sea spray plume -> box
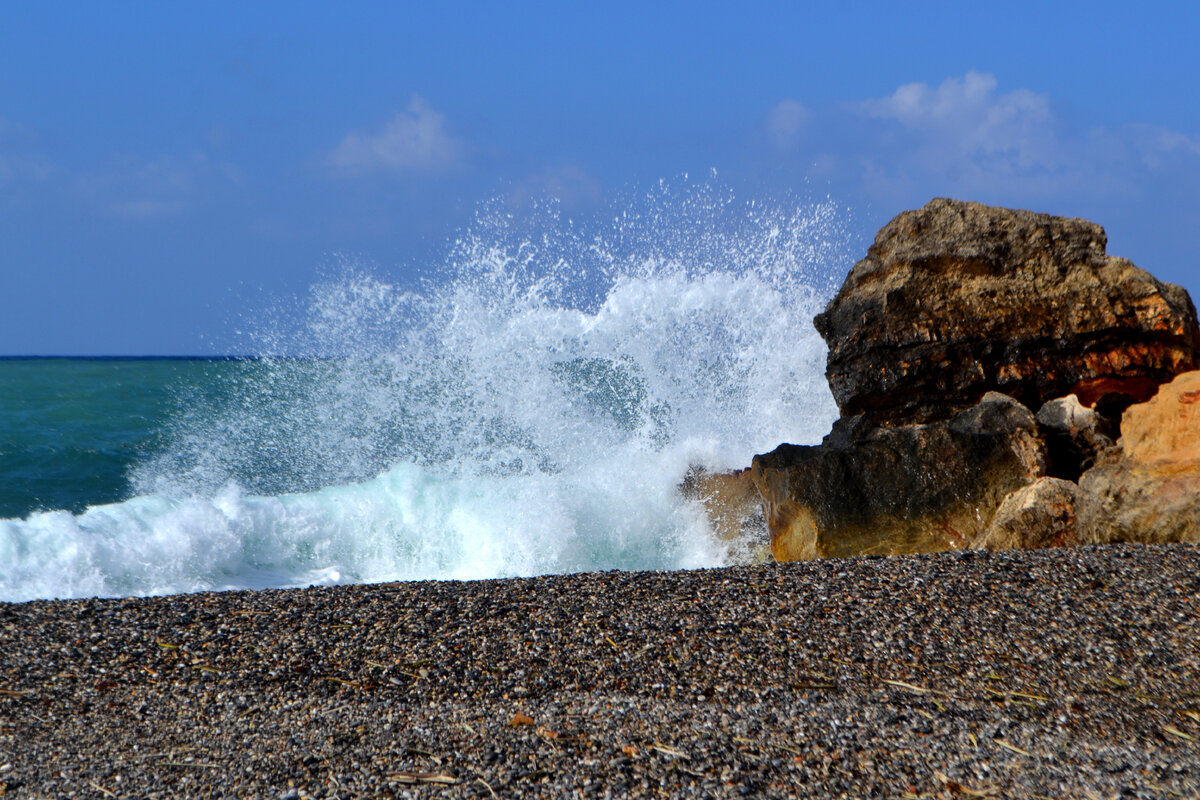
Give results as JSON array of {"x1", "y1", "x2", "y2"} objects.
[
  {"x1": 3, "y1": 179, "x2": 851, "y2": 601},
  {"x1": 135, "y1": 179, "x2": 847, "y2": 498}
]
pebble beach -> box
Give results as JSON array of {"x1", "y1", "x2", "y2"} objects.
[{"x1": 2, "y1": 544, "x2": 1198, "y2": 799}]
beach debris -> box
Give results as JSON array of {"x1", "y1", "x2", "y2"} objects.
[
  {"x1": 651, "y1": 743, "x2": 688, "y2": 759},
  {"x1": 994, "y1": 739, "x2": 1033, "y2": 757},
  {"x1": 933, "y1": 770, "x2": 999, "y2": 797},
  {"x1": 1163, "y1": 725, "x2": 1195, "y2": 742},
  {"x1": 387, "y1": 770, "x2": 459, "y2": 785}
]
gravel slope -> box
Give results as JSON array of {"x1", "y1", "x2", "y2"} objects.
[{"x1": 1, "y1": 544, "x2": 1198, "y2": 799}]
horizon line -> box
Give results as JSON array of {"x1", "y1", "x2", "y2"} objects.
[{"x1": 0, "y1": 354, "x2": 266, "y2": 361}]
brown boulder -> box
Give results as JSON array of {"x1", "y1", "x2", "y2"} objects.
[
  {"x1": 973, "y1": 477, "x2": 1079, "y2": 551},
  {"x1": 814, "y1": 198, "x2": 1200, "y2": 426},
  {"x1": 1077, "y1": 370, "x2": 1200, "y2": 545},
  {"x1": 751, "y1": 392, "x2": 1046, "y2": 560}
]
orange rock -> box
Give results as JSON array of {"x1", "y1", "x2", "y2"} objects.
[
  {"x1": 1119, "y1": 371, "x2": 1200, "y2": 465},
  {"x1": 1077, "y1": 371, "x2": 1200, "y2": 545},
  {"x1": 508, "y1": 712, "x2": 535, "y2": 727}
]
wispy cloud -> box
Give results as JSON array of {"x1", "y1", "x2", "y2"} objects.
[
  {"x1": 328, "y1": 96, "x2": 464, "y2": 174},
  {"x1": 1104, "y1": 123, "x2": 1200, "y2": 169},
  {"x1": 765, "y1": 99, "x2": 810, "y2": 150},
  {"x1": 74, "y1": 153, "x2": 240, "y2": 219},
  {"x1": 0, "y1": 117, "x2": 241, "y2": 218},
  {"x1": 507, "y1": 165, "x2": 603, "y2": 210},
  {"x1": 761, "y1": 71, "x2": 1200, "y2": 211},
  {"x1": 859, "y1": 71, "x2": 1058, "y2": 175},
  {"x1": 0, "y1": 117, "x2": 53, "y2": 185}
]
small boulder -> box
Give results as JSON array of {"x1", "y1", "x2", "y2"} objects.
[
  {"x1": 1078, "y1": 371, "x2": 1200, "y2": 545},
  {"x1": 974, "y1": 477, "x2": 1079, "y2": 551},
  {"x1": 751, "y1": 393, "x2": 1046, "y2": 560},
  {"x1": 814, "y1": 199, "x2": 1200, "y2": 426}
]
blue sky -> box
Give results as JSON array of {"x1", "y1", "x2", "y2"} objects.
[{"x1": 3, "y1": 2, "x2": 1198, "y2": 354}]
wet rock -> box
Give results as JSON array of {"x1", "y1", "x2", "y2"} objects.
[
  {"x1": 814, "y1": 198, "x2": 1200, "y2": 426},
  {"x1": 1035, "y1": 395, "x2": 1115, "y2": 480},
  {"x1": 1078, "y1": 371, "x2": 1200, "y2": 545},
  {"x1": 974, "y1": 477, "x2": 1079, "y2": 551},
  {"x1": 751, "y1": 393, "x2": 1046, "y2": 560},
  {"x1": 680, "y1": 466, "x2": 769, "y2": 560}
]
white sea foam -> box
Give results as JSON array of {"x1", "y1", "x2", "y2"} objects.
[{"x1": 0, "y1": 180, "x2": 849, "y2": 602}]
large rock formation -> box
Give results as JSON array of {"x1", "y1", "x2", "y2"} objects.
[
  {"x1": 743, "y1": 198, "x2": 1200, "y2": 562},
  {"x1": 751, "y1": 393, "x2": 1045, "y2": 560},
  {"x1": 1077, "y1": 370, "x2": 1200, "y2": 545},
  {"x1": 814, "y1": 198, "x2": 1200, "y2": 426}
]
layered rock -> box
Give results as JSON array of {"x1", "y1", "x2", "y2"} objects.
[
  {"x1": 814, "y1": 198, "x2": 1200, "y2": 426},
  {"x1": 1077, "y1": 371, "x2": 1200, "y2": 545},
  {"x1": 751, "y1": 393, "x2": 1045, "y2": 560}
]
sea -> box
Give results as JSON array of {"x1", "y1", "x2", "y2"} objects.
[{"x1": 0, "y1": 183, "x2": 848, "y2": 602}]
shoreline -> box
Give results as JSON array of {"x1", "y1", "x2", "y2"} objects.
[{"x1": 3, "y1": 544, "x2": 1198, "y2": 798}]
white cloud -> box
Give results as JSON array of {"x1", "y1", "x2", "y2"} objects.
[
  {"x1": 328, "y1": 96, "x2": 463, "y2": 173},
  {"x1": 861, "y1": 71, "x2": 1056, "y2": 170},
  {"x1": 765, "y1": 99, "x2": 810, "y2": 149},
  {"x1": 836, "y1": 72, "x2": 1200, "y2": 208},
  {"x1": 1113, "y1": 123, "x2": 1200, "y2": 169}
]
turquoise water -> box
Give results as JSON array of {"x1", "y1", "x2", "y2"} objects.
[
  {"x1": 0, "y1": 358, "x2": 232, "y2": 519},
  {"x1": 0, "y1": 187, "x2": 846, "y2": 602}
]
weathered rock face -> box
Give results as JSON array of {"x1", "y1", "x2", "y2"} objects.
[
  {"x1": 973, "y1": 477, "x2": 1079, "y2": 552},
  {"x1": 743, "y1": 199, "x2": 1199, "y2": 563},
  {"x1": 814, "y1": 198, "x2": 1200, "y2": 426},
  {"x1": 751, "y1": 393, "x2": 1045, "y2": 560},
  {"x1": 1078, "y1": 371, "x2": 1200, "y2": 545}
]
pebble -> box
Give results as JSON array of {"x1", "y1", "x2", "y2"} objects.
[{"x1": 0, "y1": 544, "x2": 1197, "y2": 798}]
